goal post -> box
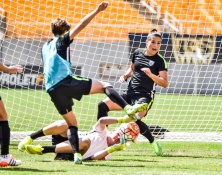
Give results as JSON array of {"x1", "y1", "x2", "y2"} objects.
[{"x1": 0, "y1": 0, "x2": 222, "y2": 142}]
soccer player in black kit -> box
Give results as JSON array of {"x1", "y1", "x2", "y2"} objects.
[{"x1": 97, "y1": 29, "x2": 168, "y2": 156}]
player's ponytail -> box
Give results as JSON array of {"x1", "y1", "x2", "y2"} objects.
[{"x1": 147, "y1": 29, "x2": 162, "y2": 40}]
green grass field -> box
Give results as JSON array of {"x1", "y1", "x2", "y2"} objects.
[
  {"x1": 2, "y1": 89, "x2": 222, "y2": 133},
  {"x1": 0, "y1": 89, "x2": 222, "y2": 174},
  {"x1": 1, "y1": 141, "x2": 222, "y2": 175}
]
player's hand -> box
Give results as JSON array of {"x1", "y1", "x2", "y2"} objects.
[
  {"x1": 97, "y1": 1, "x2": 108, "y2": 12},
  {"x1": 8, "y1": 65, "x2": 23, "y2": 74},
  {"x1": 107, "y1": 135, "x2": 125, "y2": 153},
  {"x1": 112, "y1": 135, "x2": 126, "y2": 151},
  {"x1": 141, "y1": 68, "x2": 152, "y2": 77},
  {"x1": 117, "y1": 135, "x2": 126, "y2": 150},
  {"x1": 118, "y1": 75, "x2": 128, "y2": 83}
]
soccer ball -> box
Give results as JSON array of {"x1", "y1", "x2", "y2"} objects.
[{"x1": 119, "y1": 122, "x2": 140, "y2": 142}]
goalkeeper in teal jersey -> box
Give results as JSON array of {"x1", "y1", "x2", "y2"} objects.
[
  {"x1": 97, "y1": 29, "x2": 169, "y2": 156},
  {"x1": 40, "y1": 1, "x2": 147, "y2": 164},
  {"x1": 18, "y1": 116, "x2": 136, "y2": 161}
]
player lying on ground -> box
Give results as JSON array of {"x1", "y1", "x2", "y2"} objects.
[{"x1": 18, "y1": 116, "x2": 139, "y2": 161}]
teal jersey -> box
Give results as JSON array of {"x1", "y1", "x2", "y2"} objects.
[{"x1": 42, "y1": 37, "x2": 73, "y2": 91}]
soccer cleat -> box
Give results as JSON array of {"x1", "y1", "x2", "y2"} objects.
[
  {"x1": 25, "y1": 144, "x2": 43, "y2": 155},
  {"x1": 0, "y1": 154, "x2": 21, "y2": 167},
  {"x1": 124, "y1": 103, "x2": 148, "y2": 119},
  {"x1": 151, "y1": 139, "x2": 163, "y2": 156},
  {"x1": 74, "y1": 153, "x2": 82, "y2": 164},
  {"x1": 18, "y1": 136, "x2": 33, "y2": 152}
]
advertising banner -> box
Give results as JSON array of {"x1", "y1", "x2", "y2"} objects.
[
  {"x1": 128, "y1": 33, "x2": 222, "y2": 64},
  {"x1": 0, "y1": 65, "x2": 81, "y2": 89}
]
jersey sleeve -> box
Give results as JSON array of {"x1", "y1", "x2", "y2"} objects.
[
  {"x1": 61, "y1": 32, "x2": 73, "y2": 46},
  {"x1": 92, "y1": 124, "x2": 107, "y2": 133},
  {"x1": 131, "y1": 51, "x2": 136, "y2": 63},
  {"x1": 131, "y1": 49, "x2": 141, "y2": 63},
  {"x1": 157, "y1": 53, "x2": 168, "y2": 72}
]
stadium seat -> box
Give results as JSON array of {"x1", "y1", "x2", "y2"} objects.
[
  {"x1": 6, "y1": 0, "x2": 221, "y2": 39},
  {"x1": 154, "y1": 0, "x2": 222, "y2": 34},
  {"x1": 3, "y1": 0, "x2": 153, "y2": 40}
]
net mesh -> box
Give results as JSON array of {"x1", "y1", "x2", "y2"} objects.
[{"x1": 0, "y1": 0, "x2": 222, "y2": 142}]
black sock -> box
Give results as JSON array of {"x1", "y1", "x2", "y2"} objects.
[
  {"x1": 0, "y1": 121, "x2": 10, "y2": 155},
  {"x1": 136, "y1": 120, "x2": 154, "y2": 143},
  {"x1": 30, "y1": 129, "x2": 45, "y2": 140},
  {"x1": 104, "y1": 86, "x2": 128, "y2": 108},
  {"x1": 97, "y1": 101, "x2": 110, "y2": 120},
  {"x1": 42, "y1": 145, "x2": 56, "y2": 153},
  {"x1": 52, "y1": 135, "x2": 68, "y2": 145},
  {"x1": 67, "y1": 126, "x2": 79, "y2": 153}
]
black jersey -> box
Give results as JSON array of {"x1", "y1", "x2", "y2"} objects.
[
  {"x1": 127, "y1": 48, "x2": 168, "y2": 96},
  {"x1": 44, "y1": 32, "x2": 73, "y2": 61},
  {"x1": 56, "y1": 32, "x2": 73, "y2": 61}
]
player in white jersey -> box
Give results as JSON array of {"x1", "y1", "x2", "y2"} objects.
[{"x1": 18, "y1": 115, "x2": 136, "y2": 160}]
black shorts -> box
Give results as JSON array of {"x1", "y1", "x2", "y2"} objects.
[
  {"x1": 48, "y1": 76, "x2": 92, "y2": 115},
  {"x1": 120, "y1": 91, "x2": 154, "y2": 115}
]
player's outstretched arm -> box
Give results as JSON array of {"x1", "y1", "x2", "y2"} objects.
[
  {"x1": 0, "y1": 63, "x2": 23, "y2": 74},
  {"x1": 94, "y1": 116, "x2": 118, "y2": 131},
  {"x1": 69, "y1": 1, "x2": 108, "y2": 40},
  {"x1": 95, "y1": 116, "x2": 136, "y2": 131},
  {"x1": 141, "y1": 68, "x2": 168, "y2": 88}
]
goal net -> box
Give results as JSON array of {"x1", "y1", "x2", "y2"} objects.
[{"x1": 1, "y1": 0, "x2": 222, "y2": 142}]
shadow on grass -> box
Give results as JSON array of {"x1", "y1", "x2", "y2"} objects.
[
  {"x1": 84, "y1": 158, "x2": 158, "y2": 167},
  {"x1": 111, "y1": 158, "x2": 158, "y2": 163},
  {"x1": 162, "y1": 154, "x2": 221, "y2": 159},
  {"x1": 84, "y1": 163, "x2": 146, "y2": 167},
  {"x1": 0, "y1": 167, "x2": 66, "y2": 172}
]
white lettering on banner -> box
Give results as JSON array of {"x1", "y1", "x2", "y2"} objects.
[
  {"x1": 0, "y1": 73, "x2": 10, "y2": 85},
  {"x1": 171, "y1": 34, "x2": 216, "y2": 64},
  {"x1": 23, "y1": 74, "x2": 30, "y2": 86},
  {"x1": 9, "y1": 74, "x2": 17, "y2": 85},
  {"x1": 30, "y1": 74, "x2": 37, "y2": 85},
  {"x1": 16, "y1": 74, "x2": 23, "y2": 86},
  {"x1": 0, "y1": 73, "x2": 38, "y2": 86}
]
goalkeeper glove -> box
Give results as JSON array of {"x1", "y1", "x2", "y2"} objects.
[
  {"x1": 117, "y1": 115, "x2": 136, "y2": 124},
  {"x1": 107, "y1": 135, "x2": 126, "y2": 154}
]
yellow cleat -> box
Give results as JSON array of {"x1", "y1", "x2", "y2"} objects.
[
  {"x1": 18, "y1": 136, "x2": 33, "y2": 152},
  {"x1": 124, "y1": 103, "x2": 148, "y2": 119},
  {"x1": 74, "y1": 153, "x2": 82, "y2": 164},
  {"x1": 151, "y1": 139, "x2": 163, "y2": 156},
  {"x1": 25, "y1": 144, "x2": 43, "y2": 155}
]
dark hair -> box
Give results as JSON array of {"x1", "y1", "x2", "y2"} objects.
[
  {"x1": 147, "y1": 29, "x2": 162, "y2": 40},
  {"x1": 51, "y1": 18, "x2": 71, "y2": 36}
]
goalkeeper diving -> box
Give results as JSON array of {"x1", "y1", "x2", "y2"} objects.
[{"x1": 18, "y1": 115, "x2": 137, "y2": 161}]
